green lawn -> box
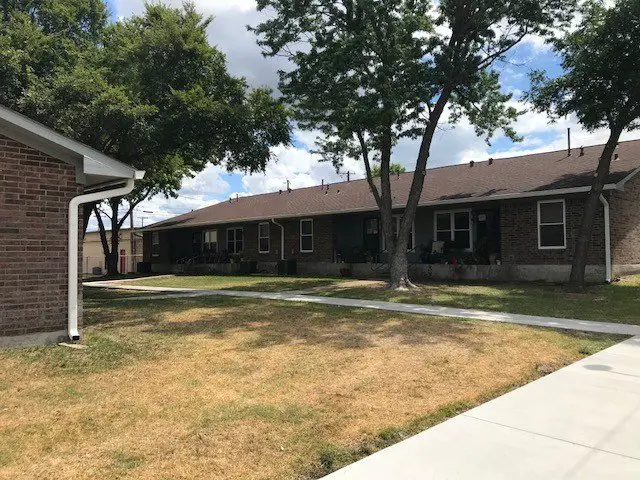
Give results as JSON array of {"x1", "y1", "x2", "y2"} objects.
[
  {"x1": 0, "y1": 289, "x2": 624, "y2": 479},
  {"x1": 82, "y1": 287, "x2": 167, "y2": 302},
  {"x1": 126, "y1": 274, "x2": 344, "y2": 292},
  {"x1": 315, "y1": 277, "x2": 640, "y2": 325},
  {"x1": 124, "y1": 274, "x2": 640, "y2": 325}
]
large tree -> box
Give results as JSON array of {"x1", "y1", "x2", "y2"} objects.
[
  {"x1": 0, "y1": 0, "x2": 106, "y2": 107},
  {"x1": 2, "y1": 1, "x2": 290, "y2": 276},
  {"x1": 253, "y1": 0, "x2": 574, "y2": 289},
  {"x1": 528, "y1": 0, "x2": 640, "y2": 288}
]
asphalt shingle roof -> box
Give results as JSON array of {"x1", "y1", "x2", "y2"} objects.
[{"x1": 147, "y1": 140, "x2": 640, "y2": 231}]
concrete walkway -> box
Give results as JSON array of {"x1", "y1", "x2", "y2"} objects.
[
  {"x1": 86, "y1": 281, "x2": 640, "y2": 336},
  {"x1": 324, "y1": 335, "x2": 640, "y2": 479}
]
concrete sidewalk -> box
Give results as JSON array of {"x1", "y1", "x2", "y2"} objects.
[
  {"x1": 324, "y1": 335, "x2": 640, "y2": 479},
  {"x1": 86, "y1": 281, "x2": 640, "y2": 336}
]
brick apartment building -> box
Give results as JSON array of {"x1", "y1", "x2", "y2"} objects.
[
  {"x1": 0, "y1": 105, "x2": 142, "y2": 347},
  {"x1": 144, "y1": 141, "x2": 640, "y2": 283}
]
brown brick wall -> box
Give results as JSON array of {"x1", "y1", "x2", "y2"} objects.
[
  {"x1": 146, "y1": 215, "x2": 336, "y2": 264},
  {"x1": 0, "y1": 134, "x2": 83, "y2": 337},
  {"x1": 500, "y1": 195, "x2": 605, "y2": 265},
  {"x1": 610, "y1": 173, "x2": 640, "y2": 265},
  {"x1": 242, "y1": 222, "x2": 275, "y2": 262},
  {"x1": 283, "y1": 215, "x2": 334, "y2": 262}
]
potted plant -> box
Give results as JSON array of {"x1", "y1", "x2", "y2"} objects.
[{"x1": 450, "y1": 256, "x2": 464, "y2": 281}]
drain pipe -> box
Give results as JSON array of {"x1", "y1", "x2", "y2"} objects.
[
  {"x1": 68, "y1": 178, "x2": 137, "y2": 341},
  {"x1": 271, "y1": 218, "x2": 285, "y2": 260},
  {"x1": 599, "y1": 194, "x2": 612, "y2": 283}
]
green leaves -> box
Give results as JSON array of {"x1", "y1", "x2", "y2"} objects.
[
  {"x1": 1, "y1": 1, "x2": 291, "y2": 203},
  {"x1": 253, "y1": 0, "x2": 572, "y2": 279},
  {"x1": 527, "y1": 0, "x2": 640, "y2": 134},
  {"x1": 371, "y1": 163, "x2": 406, "y2": 177},
  {"x1": 253, "y1": 0, "x2": 574, "y2": 173}
]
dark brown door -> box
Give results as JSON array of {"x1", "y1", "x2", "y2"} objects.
[{"x1": 363, "y1": 217, "x2": 380, "y2": 261}]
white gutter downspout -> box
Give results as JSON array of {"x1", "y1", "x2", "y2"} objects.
[
  {"x1": 599, "y1": 194, "x2": 612, "y2": 283},
  {"x1": 68, "y1": 178, "x2": 136, "y2": 341},
  {"x1": 271, "y1": 218, "x2": 285, "y2": 260}
]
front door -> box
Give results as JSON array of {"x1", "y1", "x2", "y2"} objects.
[
  {"x1": 475, "y1": 210, "x2": 501, "y2": 262},
  {"x1": 363, "y1": 217, "x2": 380, "y2": 261}
]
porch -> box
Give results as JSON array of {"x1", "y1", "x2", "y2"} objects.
[{"x1": 332, "y1": 204, "x2": 502, "y2": 267}]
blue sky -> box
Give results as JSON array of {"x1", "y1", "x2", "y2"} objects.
[{"x1": 91, "y1": 0, "x2": 639, "y2": 230}]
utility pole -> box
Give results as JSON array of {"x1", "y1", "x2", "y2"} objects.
[
  {"x1": 339, "y1": 171, "x2": 355, "y2": 182},
  {"x1": 140, "y1": 210, "x2": 154, "y2": 228}
]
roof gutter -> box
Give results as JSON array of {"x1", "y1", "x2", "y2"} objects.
[
  {"x1": 68, "y1": 175, "x2": 143, "y2": 341},
  {"x1": 271, "y1": 218, "x2": 285, "y2": 261}
]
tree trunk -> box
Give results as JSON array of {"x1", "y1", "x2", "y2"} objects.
[
  {"x1": 358, "y1": 88, "x2": 453, "y2": 291},
  {"x1": 569, "y1": 129, "x2": 622, "y2": 289},
  {"x1": 105, "y1": 199, "x2": 121, "y2": 277},
  {"x1": 82, "y1": 202, "x2": 97, "y2": 238},
  {"x1": 106, "y1": 230, "x2": 120, "y2": 276},
  {"x1": 389, "y1": 247, "x2": 415, "y2": 290}
]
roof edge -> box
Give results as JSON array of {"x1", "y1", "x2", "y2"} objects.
[
  {"x1": 0, "y1": 105, "x2": 138, "y2": 182},
  {"x1": 144, "y1": 184, "x2": 618, "y2": 232}
]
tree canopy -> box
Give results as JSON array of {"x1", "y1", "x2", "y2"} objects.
[
  {"x1": 253, "y1": 0, "x2": 574, "y2": 288},
  {"x1": 1, "y1": 1, "x2": 291, "y2": 275},
  {"x1": 0, "y1": 0, "x2": 107, "y2": 106},
  {"x1": 527, "y1": 0, "x2": 640, "y2": 286},
  {"x1": 528, "y1": 0, "x2": 640, "y2": 135},
  {"x1": 15, "y1": 2, "x2": 291, "y2": 202}
]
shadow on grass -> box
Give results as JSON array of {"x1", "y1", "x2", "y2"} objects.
[
  {"x1": 129, "y1": 275, "x2": 345, "y2": 293},
  {"x1": 119, "y1": 295, "x2": 487, "y2": 351},
  {"x1": 83, "y1": 288, "x2": 166, "y2": 302},
  {"x1": 84, "y1": 295, "x2": 618, "y2": 355},
  {"x1": 83, "y1": 293, "x2": 489, "y2": 348},
  {"x1": 221, "y1": 279, "x2": 342, "y2": 292},
  {"x1": 316, "y1": 281, "x2": 640, "y2": 325}
]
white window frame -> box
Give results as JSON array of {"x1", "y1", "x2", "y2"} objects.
[
  {"x1": 151, "y1": 231, "x2": 160, "y2": 257},
  {"x1": 258, "y1": 222, "x2": 270, "y2": 254},
  {"x1": 433, "y1": 209, "x2": 473, "y2": 252},
  {"x1": 300, "y1": 219, "x2": 314, "y2": 253},
  {"x1": 537, "y1": 199, "x2": 567, "y2": 250},
  {"x1": 226, "y1": 227, "x2": 244, "y2": 254},
  {"x1": 382, "y1": 215, "x2": 416, "y2": 251},
  {"x1": 203, "y1": 230, "x2": 218, "y2": 253}
]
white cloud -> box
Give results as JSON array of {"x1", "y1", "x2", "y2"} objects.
[
  {"x1": 493, "y1": 120, "x2": 640, "y2": 160},
  {"x1": 179, "y1": 164, "x2": 230, "y2": 196},
  {"x1": 521, "y1": 34, "x2": 553, "y2": 54},
  {"x1": 241, "y1": 143, "x2": 366, "y2": 196},
  {"x1": 100, "y1": 0, "x2": 640, "y2": 228},
  {"x1": 199, "y1": 0, "x2": 257, "y2": 12}
]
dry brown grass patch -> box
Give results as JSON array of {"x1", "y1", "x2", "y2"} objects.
[{"x1": 0, "y1": 295, "x2": 623, "y2": 479}]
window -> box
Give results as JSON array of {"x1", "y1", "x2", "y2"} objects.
[
  {"x1": 300, "y1": 219, "x2": 313, "y2": 252},
  {"x1": 203, "y1": 230, "x2": 218, "y2": 252},
  {"x1": 258, "y1": 222, "x2": 270, "y2": 253},
  {"x1": 365, "y1": 218, "x2": 379, "y2": 235},
  {"x1": 227, "y1": 227, "x2": 243, "y2": 254},
  {"x1": 538, "y1": 200, "x2": 566, "y2": 249},
  {"x1": 152, "y1": 232, "x2": 160, "y2": 256},
  {"x1": 434, "y1": 210, "x2": 472, "y2": 250},
  {"x1": 382, "y1": 216, "x2": 415, "y2": 251}
]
